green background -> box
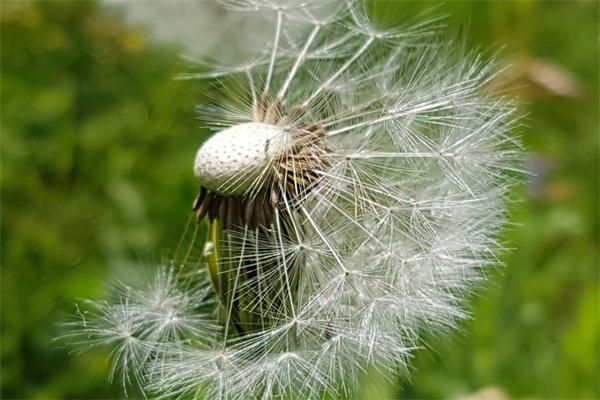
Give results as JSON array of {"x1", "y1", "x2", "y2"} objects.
[{"x1": 1, "y1": 1, "x2": 598, "y2": 399}]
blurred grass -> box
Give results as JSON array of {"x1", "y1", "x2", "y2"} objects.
[
  {"x1": 1, "y1": 2, "x2": 207, "y2": 398},
  {"x1": 1, "y1": 1, "x2": 598, "y2": 399}
]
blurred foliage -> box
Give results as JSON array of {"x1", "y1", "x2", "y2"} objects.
[
  {"x1": 1, "y1": 1, "x2": 207, "y2": 398},
  {"x1": 1, "y1": 1, "x2": 598, "y2": 399}
]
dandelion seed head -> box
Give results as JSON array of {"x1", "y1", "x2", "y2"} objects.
[{"x1": 73, "y1": 1, "x2": 523, "y2": 398}]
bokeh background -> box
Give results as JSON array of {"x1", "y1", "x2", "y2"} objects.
[{"x1": 1, "y1": 1, "x2": 598, "y2": 399}]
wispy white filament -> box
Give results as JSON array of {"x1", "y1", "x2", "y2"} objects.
[
  {"x1": 277, "y1": 22, "x2": 322, "y2": 99},
  {"x1": 264, "y1": 8, "x2": 283, "y2": 94},
  {"x1": 73, "y1": 0, "x2": 523, "y2": 399}
]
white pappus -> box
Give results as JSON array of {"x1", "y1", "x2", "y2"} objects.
[{"x1": 74, "y1": 0, "x2": 523, "y2": 399}]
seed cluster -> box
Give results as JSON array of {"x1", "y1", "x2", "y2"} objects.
[
  {"x1": 75, "y1": 1, "x2": 522, "y2": 398},
  {"x1": 194, "y1": 93, "x2": 331, "y2": 229}
]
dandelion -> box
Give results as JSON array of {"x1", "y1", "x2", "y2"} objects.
[{"x1": 73, "y1": 0, "x2": 522, "y2": 398}]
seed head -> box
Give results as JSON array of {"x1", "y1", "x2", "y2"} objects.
[{"x1": 74, "y1": 1, "x2": 523, "y2": 398}]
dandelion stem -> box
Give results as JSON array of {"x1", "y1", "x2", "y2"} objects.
[
  {"x1": 256, "y1": 227, "x2": 267, "y2": 332},
  {"x1": 223, "y1": 228, "x2": 248, "y2": 341},
  {"x1": 206, "y1": 220, "x2": 223, "y2": 304}
]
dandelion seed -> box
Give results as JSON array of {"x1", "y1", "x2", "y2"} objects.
[{"x1": 73, "y1": 0, "x2": 522, "y2": 398}]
